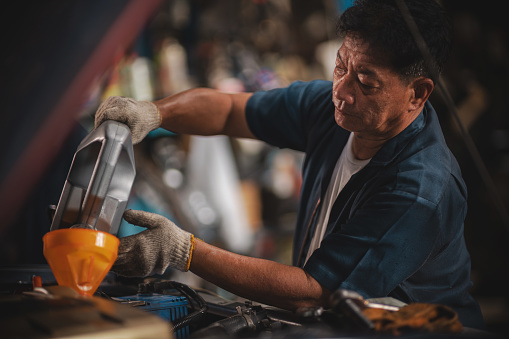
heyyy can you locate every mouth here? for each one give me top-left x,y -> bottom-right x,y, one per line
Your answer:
334,105 -> 359,129
335,105 -> 351,117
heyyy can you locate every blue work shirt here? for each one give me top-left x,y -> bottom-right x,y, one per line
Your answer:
246,80 -> 484,329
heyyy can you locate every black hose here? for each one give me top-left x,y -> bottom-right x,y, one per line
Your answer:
190,309 -> 268,338
138,280 -> 208,332
192,314 -> 250,338
167,281 -> 208,332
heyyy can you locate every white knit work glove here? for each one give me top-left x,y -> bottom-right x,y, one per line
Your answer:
95,96 -> 161,144
112,210 -> 195,277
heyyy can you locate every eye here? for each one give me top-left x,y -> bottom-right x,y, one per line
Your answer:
358,75 -> 379,90
359,81 -> 376,89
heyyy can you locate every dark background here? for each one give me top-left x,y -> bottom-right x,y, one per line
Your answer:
1,0 -> 508,335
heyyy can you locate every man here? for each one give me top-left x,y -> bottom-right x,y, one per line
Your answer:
95,0 -> 484,328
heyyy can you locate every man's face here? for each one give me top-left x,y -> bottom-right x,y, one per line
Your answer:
332,34 -> 414,140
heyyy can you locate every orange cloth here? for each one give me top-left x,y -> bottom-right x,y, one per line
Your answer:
362,303 -> 463,335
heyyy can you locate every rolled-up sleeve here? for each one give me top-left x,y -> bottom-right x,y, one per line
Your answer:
304,184 -> 440,298
245,80 -> 333,152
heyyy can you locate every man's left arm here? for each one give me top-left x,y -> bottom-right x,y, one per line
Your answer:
191,239 -> 331,311
114,209 -> 331,311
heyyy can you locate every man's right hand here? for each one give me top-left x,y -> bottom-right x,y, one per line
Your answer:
94,96 -> 161,144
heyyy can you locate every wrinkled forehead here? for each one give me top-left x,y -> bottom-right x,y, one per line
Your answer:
339,34 -> 393,70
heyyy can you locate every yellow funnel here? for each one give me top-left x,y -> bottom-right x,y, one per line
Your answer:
43,228 -> 119,296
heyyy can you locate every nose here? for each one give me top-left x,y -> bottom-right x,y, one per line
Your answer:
333,74 -> 355,106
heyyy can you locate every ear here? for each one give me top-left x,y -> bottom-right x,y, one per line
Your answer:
409,77 -> 434,111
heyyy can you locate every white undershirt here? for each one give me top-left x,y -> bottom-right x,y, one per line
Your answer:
304,133 -> 371,265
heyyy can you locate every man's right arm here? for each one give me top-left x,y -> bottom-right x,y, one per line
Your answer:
154,88 -> 255,139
